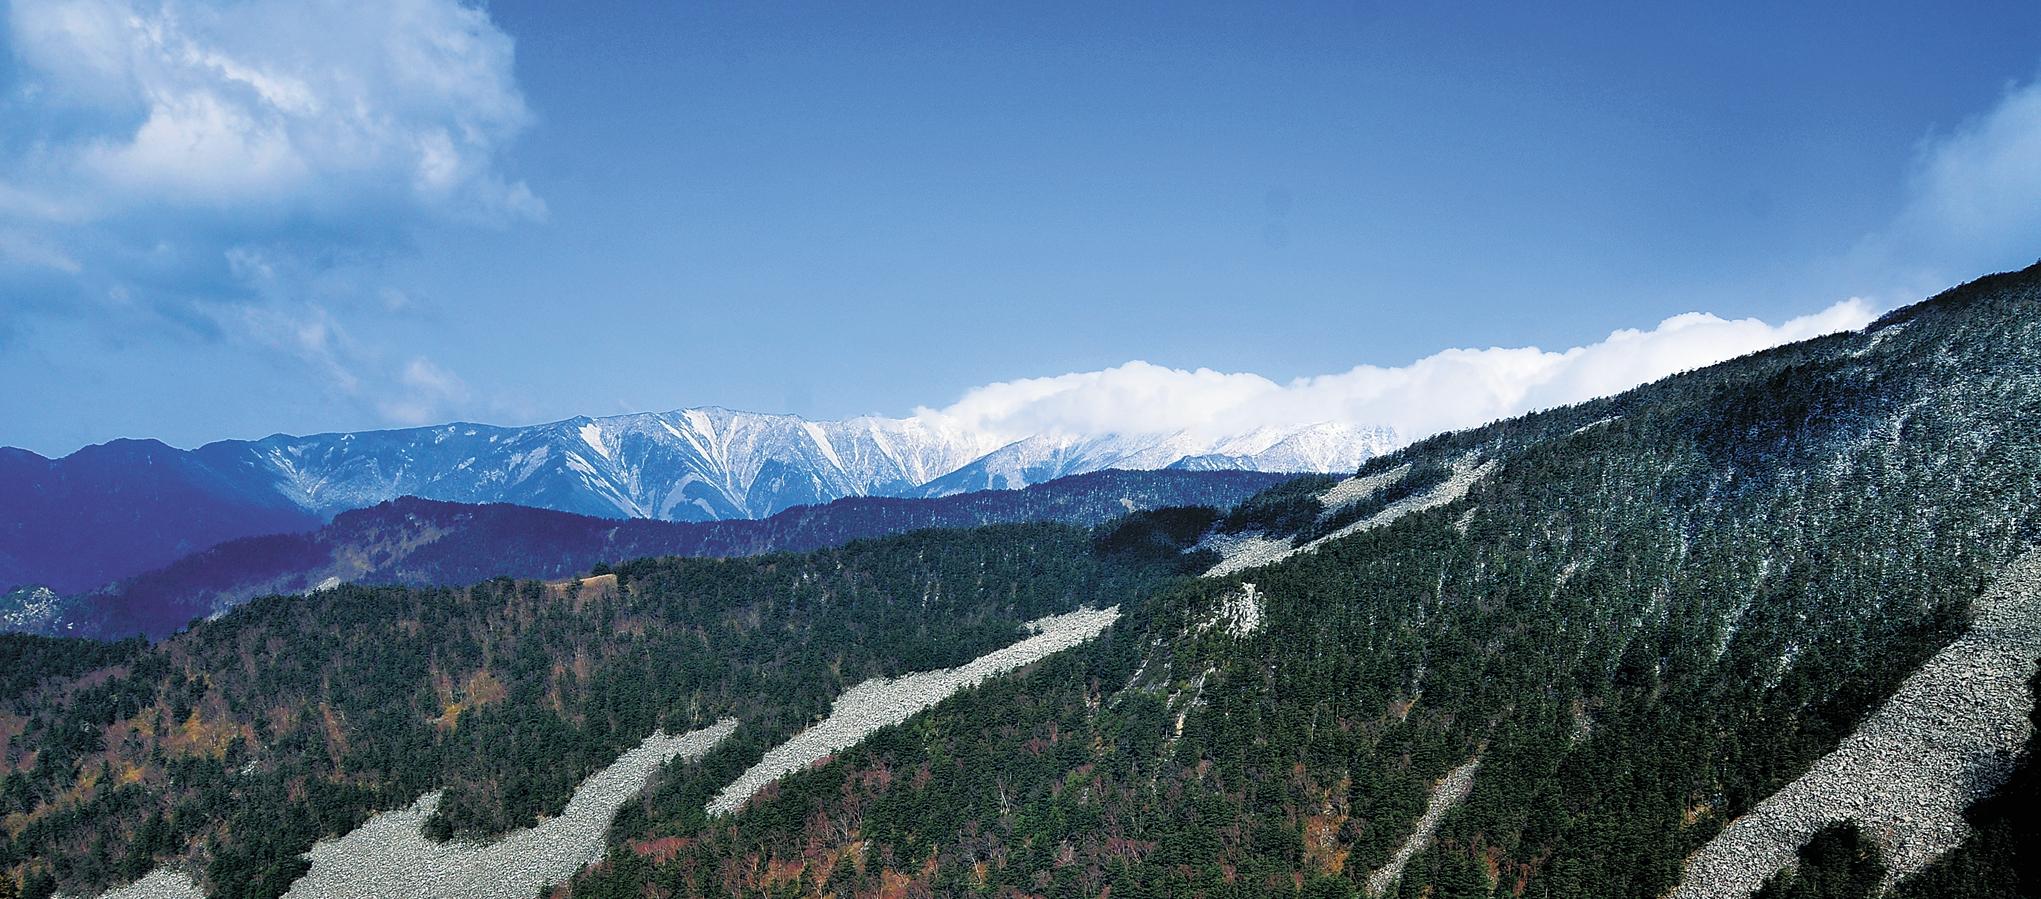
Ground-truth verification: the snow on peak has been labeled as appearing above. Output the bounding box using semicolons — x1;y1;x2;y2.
230;407;1404;524
578;422;611;460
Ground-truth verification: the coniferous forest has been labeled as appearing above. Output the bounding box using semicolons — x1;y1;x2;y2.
6;265;2041;898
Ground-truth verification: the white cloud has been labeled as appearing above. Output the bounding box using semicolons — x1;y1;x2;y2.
379;356;470;425
0;229;83;273
922;299;1876;444
5;0;541;222
1868;75;2041;287
212;299;362;393
209;296;475;426
0;0;535;428
1909;78;2041;250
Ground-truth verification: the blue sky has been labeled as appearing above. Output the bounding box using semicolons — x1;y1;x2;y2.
5;1;2041;456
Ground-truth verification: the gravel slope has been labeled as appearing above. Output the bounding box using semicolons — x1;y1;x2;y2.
1205;457;1493;577
1366;758;1481;896
1669;547;2041;898
706;607;1122;816
278;720;736;899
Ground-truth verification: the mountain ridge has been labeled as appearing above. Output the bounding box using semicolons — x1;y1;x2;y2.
36;467;1289;640
2;411;1394;593
8;260;2041;899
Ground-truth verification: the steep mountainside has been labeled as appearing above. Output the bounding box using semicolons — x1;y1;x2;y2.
0;523;1201;898
2;411;1394;592
55;468;1286;640
8;262;2041;899
540;261;2041;899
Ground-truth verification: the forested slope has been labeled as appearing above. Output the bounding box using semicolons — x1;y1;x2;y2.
8;262;2041;899
0;523;1206;897
545;262;2041;899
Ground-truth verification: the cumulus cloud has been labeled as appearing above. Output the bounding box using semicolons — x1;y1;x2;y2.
922;299;1876;444
932;66;2041;448
5;0;541;221
0;0;538;427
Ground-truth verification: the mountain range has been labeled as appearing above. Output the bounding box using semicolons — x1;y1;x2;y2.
9;468;1288;641
7;261;2041;899
1;412;1395;593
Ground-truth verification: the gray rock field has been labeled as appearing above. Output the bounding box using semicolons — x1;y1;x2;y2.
80;869;206;899
1366;758;1480;896
278;719;735;899
86;721;733;898
1205;456;1493;577
706;606;1121;816
1669;547;2041;898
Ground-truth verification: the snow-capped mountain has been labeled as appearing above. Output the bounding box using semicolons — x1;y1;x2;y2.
2;408;1401;592
225;408;1001;521
915;422;1399;496
218;408;1397;521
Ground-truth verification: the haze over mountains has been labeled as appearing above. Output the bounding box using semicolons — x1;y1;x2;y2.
0;411;1394;593
7;469;1289;641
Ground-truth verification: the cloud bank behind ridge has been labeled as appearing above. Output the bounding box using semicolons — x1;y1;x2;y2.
921;299;1876;445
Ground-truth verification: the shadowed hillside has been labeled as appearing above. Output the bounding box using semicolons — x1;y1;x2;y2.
47;468;1286;640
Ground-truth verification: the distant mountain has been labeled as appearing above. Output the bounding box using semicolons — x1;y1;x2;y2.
19;262;2041;899
62;468;1293;640
1;410;1398;591
915;423;1392;496
0;440;321;593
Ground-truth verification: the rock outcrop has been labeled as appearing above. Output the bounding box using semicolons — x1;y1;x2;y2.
1203;582;1264;637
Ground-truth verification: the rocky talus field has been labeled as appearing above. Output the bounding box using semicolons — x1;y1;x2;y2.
1365;758;1481;896
1669;547;2041;898
706;607;1122;815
